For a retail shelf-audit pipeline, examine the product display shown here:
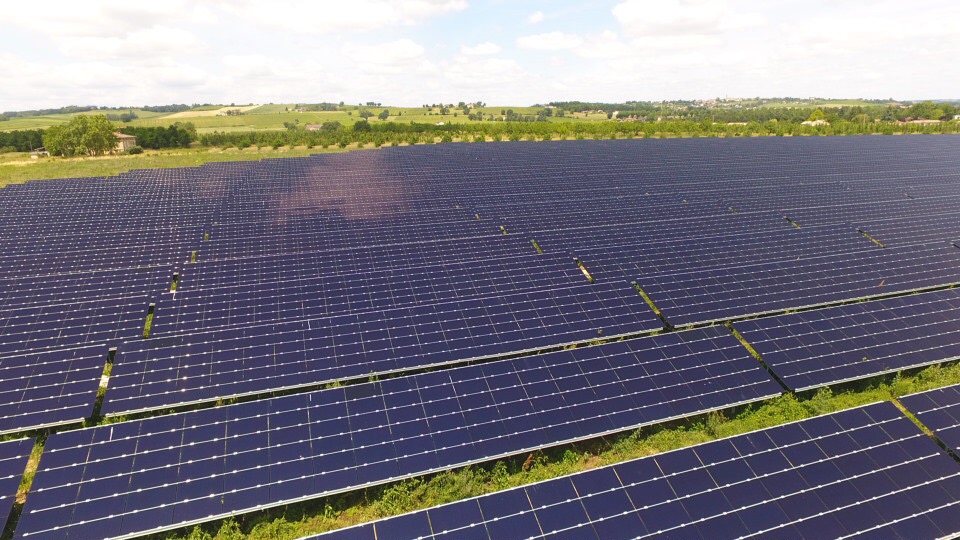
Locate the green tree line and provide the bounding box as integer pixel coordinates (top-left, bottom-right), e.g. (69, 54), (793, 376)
(118, 123), (197, 149)
(199, 117), (960, 150)
(0, 129), (44, 152)
(4, 111), (958, 157)
(0, 115), (200, 156)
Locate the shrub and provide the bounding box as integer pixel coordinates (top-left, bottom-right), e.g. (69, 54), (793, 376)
(127, 145), (144, 154)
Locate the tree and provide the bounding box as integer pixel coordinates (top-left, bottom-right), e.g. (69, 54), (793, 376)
(358, 109), (374, 119)
(378, 109), (390, 121)
(907, 101), (945, 120)
(43, 114), (117, 156)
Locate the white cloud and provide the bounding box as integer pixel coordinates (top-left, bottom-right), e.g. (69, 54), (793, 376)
(220, 0), (467, 34)
(346, 38), (426, 65)
(64, 26), (206, 60)
(460, 42), (501, 56)
(2, 0), (960, 110)
(516, 31), (583, 51)
(612, 0), (764, 36)
(3, 1), (216, 35)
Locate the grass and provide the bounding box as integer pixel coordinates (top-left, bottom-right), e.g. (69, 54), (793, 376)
(149, 361), (960, 540)
(0, 146), (358, 187)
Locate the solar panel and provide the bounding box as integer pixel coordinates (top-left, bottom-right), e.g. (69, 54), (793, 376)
(856, 211), (960, 248)
(0, 266), (171, 311)
(104, 280), (662, 414)
(307, 402), (960, 539)
(734, 288), (960, 391)
(578, 223), (873, 281)
(532, 212), (789, 255)
(182, 235), (533, 290)
(0, 438), (34, 535)
(0, 345), (106, 434)
(899, 383), (960, 453)
(152, 252), (586, 335)
(641, 242), (960, 327)
(0, 295), (154, 357)
(17, 326), (778, 539)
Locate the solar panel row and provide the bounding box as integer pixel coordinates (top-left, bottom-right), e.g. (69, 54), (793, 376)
(311, 402), (960, 540)
(641, 242), (960, 326)
(736, 287), (960, 391)
(17, 326), (779, 539)
(578, 223), (874, 282)
(182, 235), (534, 291)
(0, 438), (34, 535)
(900, 383), (960, 454)
(0, 346), (107, 434)
(152, 253), (586, 335)
(105, 280), (662, 414)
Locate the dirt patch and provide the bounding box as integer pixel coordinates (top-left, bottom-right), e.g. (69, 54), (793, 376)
(165, 105), (261, 118)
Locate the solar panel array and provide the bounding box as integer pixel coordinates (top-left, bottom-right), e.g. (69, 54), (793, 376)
(6, 136), (960, 537)
(312, 402), (960, 540)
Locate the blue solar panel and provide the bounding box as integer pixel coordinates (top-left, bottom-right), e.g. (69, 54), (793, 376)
(307, 402), (960, 539)
(0, 345), (106, 434)
(578, 222), (873, 281)
(0, 438), (34, 535)
(857, 210), (960, 247)
(899, 383), (960, 453)
(18, 327), (778, 539)
(642, 242), (960, 326)
(152, 252), (587, 335)
(735, 288), (960, 391)
(104, 280), (662, 414)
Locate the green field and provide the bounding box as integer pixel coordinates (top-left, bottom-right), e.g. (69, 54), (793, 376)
(0, 146), (358, 187)
(0, 109), (168, 131)
(1, 104), (610, 134)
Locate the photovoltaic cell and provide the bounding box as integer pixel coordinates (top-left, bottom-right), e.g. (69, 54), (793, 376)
(308, 402), (960, 539)
(17, 327), (778, 539)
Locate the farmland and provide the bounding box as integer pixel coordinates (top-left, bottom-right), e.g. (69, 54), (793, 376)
(1, 104), (596, 134)
(0, 99), (892, 134)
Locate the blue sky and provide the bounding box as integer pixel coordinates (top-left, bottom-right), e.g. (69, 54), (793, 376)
(2, 0), (958, 109)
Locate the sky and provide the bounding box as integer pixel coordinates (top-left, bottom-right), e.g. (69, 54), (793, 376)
(2, 0), (959, 110)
